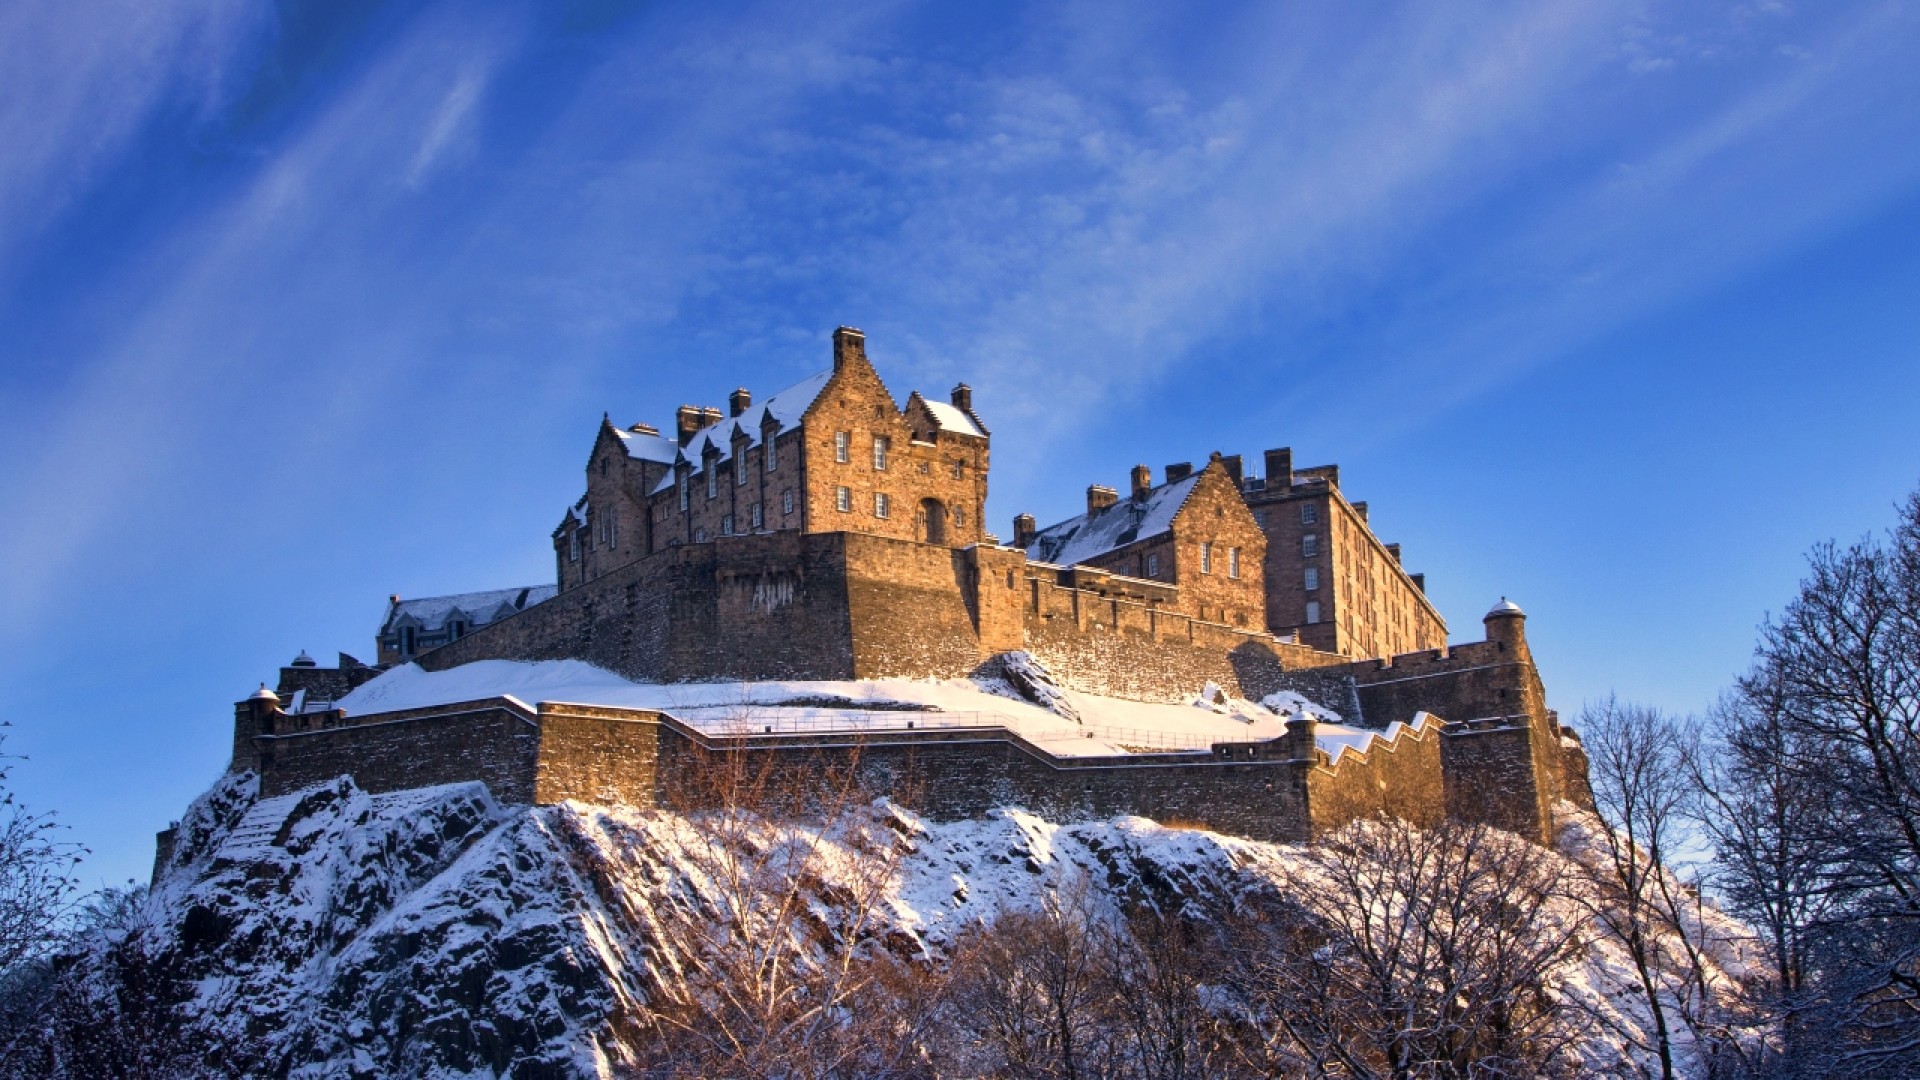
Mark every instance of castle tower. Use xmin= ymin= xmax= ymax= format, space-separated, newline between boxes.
xmin=1483 ymin=597 xmax=1530 ymax=663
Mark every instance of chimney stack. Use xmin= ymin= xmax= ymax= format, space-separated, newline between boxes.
xmin=1352 ymin=501 xmax=1368 ymax=523
xmin=1130 ymin=464 xmax=1152 ymax=501
xmin=1086 ymin=485 xmax=1119 ymax=514
xmin=1165 ymin=462 xmax=1193 ymax=483
xmin=729 ymin=388 xmax=752 ymax=417
xmin=628 ymin=422 xmax=660 ymax=437
xmin=951 ymin=383 xmax=972 ymax=411
xmin=832 ymin=326 xmax=866 ymax=373
xmin=1264 ymin=447 xmax=1292 ymax=489
xmin=1013 ymin=513 xmax=1037 ymax=550
xmin=676 ymin=405 xmax=722 ymax=446
xmin=1219 ymin=453 xmax=1244 ymax=486
xmin=1386 ymin=542 xmax=1402 ymax=563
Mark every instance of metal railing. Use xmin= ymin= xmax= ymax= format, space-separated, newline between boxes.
xmin=678 ymin=706 xmax=1230 ymax=753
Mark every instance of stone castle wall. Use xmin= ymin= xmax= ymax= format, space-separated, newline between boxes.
xmin=234 ymin=695 xmax=1438 ymax=844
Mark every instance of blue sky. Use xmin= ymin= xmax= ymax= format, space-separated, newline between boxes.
xmin=3 ymin=0 xmax=1918 ymax=889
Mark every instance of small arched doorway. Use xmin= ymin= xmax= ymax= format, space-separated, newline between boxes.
xmin=919 ymin=498 xmax=948 ymax=545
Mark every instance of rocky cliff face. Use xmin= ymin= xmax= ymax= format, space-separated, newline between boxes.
xmin=109 ymin=771 xmax=1742 ymax=1077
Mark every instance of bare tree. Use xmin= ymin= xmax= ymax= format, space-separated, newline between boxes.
xmin=941 ymin=879 xmax=1118 ymax=1080
xmin=625 ymin=727 xmax=938 ymax=1079
xmin=1222 ymin=815 xmax=1589 ymax=1079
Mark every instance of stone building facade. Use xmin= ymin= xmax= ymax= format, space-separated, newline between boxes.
xmin=213 ymin=326 xmax=1591 ymax=854
xmin=554 ymin=327 xmax=991 ymax=593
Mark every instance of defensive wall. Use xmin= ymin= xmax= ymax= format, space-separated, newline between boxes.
xmin=203 ymin=530 xmax=1588 ymax=859
xmin=220 ymin=692 xmax=1477 ymax=847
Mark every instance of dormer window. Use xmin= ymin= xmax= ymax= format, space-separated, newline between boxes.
xmin=736 ymin=453 xmax=749 ymax=486
xmin=569 ymin=528 xmax=580 ymax=562
xmin=706 ymin=468 xmax=718 ymax=500
xmin=766 ymin=437 xmax=778 ymax=473
xmin=678 ymin=474 xmax=689 ymax=511
xmin=448 ymin=619 xmax=467 ymax=641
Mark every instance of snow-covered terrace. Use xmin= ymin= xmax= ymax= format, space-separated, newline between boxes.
xmin=334 ymin=659 xmax=1432 ymax=763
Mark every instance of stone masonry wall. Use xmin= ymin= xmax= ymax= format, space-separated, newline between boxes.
xmin=1307 ymin=719 xmax=1448 ymax=833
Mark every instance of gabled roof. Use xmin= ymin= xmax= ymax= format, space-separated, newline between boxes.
xmin=921 ymin=397 xmax=990 ymax=434
xmin=381 ymin=586 xmax=559 ymax=635
xmin=1025 ymin=474 xmax=1202 ymax=567
xmin=615 ymin=427 xmax=678 ymax=464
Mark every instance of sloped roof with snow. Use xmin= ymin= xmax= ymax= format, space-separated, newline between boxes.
xmin=614 ymin=427 xmax=678 ymax=464
xmin=667 ymin=369 xmax=835 ymax=478
xmin=921 ymin=399 xmax=986 ymax=438
xmin=1025 ymin=474 xmax=1201 ymax=567
xmin=381 ymin=586 xmax=559 ymax=634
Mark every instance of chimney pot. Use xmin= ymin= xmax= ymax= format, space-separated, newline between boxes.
xmin=1086 ymin=485 xmax=1119 ymax=514
xmin=729 ymin=388 xmax=752 ymax=417
xmin=676 ymin=405 xmax=721 ymax=446
xmin=951 ymin=383 xmax=972 ymax=411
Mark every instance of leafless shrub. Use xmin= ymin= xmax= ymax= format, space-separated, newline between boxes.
xmin=1221 ymin=815 xmax=1590 ymax=1079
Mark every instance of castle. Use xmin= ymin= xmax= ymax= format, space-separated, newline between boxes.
xmin=217 ymin=327 xmax=1589 ymax=863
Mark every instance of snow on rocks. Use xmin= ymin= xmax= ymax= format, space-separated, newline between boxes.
xmin=110 ymin=774 xmax=1756 ymax=1077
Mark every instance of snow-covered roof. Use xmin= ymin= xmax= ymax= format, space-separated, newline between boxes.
xmin=614 ymin=427 xmax=677 ymax=464
xmin=1025 ymin=474 xmax=1201 ymax=567
xmin=668 ymin=370 xmax=834 ymax=477
xmin=381 ymin=586 xmax=558 ymax=635
xmin=921 ymin=399 xmax=986 ymax=438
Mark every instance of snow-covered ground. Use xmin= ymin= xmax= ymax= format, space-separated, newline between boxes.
xmin=124 ymin=772 xmax=1758 ymax=1077
xmin=334 ymin=657 xmax=1425 ymax=761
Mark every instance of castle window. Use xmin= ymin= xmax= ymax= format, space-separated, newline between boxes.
xmin=834 ymin=431 xmax=850 ymax=463
xmin=751 ymin=503 xmax=763 ymax=529
xmin=836 ymin=486 xmax=851 ymax=513
xmin=706 ymin=468 xmax=718 ymax=500
xmin=875 ymin=492 xmax=891 ymax=518
xmin=569 ymin=528 xmax=579 ymax=562
xmin=1229 ymin=547 xmax=1241 ymax=578
xmin=1301 ymin=504 xmax=1317 ymax=525
xmin=609 ymin=514 xmax=617 ymax=549
xmin=783 ymin=488 xmax=795 ymax=515
xmin=1303 ymin=534 xmax=1318 ymax=556
xmin=737 ymin=457 xmax=748 ymax=486
xmin=1305 ymin=600 xmax=1321 ymax=624
xmin=951 ymin=460 xmax=965 ymax=479
xmin=1147 ymin=553 xmax=1160 ymax=577
xmin=872 ymin=436 xmax=890 ymax=471
xmin=766 ymin=440 xmax=777 ymax=473
xmin=600 ymin=458 xmax=608 ymax=478
xmin=695 ymin=527 xmax=706 ymax=542
xmin=1305 ymin=568 xmax=1320 ymax=591
xmin=1200 ymin=542 xmax=1213 ymax=574
xmin=679 ymin=475 xmax=689 ymax=511
xmin=399 ymin=626 xmax=416 ymax=655
xmin=722 ymin=514 xmax=734 ymax=535
xmin=954 ymin=507 xmax=966 ymax=527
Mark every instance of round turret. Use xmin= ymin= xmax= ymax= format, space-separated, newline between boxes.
xmin=291 ymin=650 xmax=317 ymax=668
xmin=249 ymin=683 xmax=279 ymax=703
xmin=1482 ymin=597 xmax=1529 ymax=657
